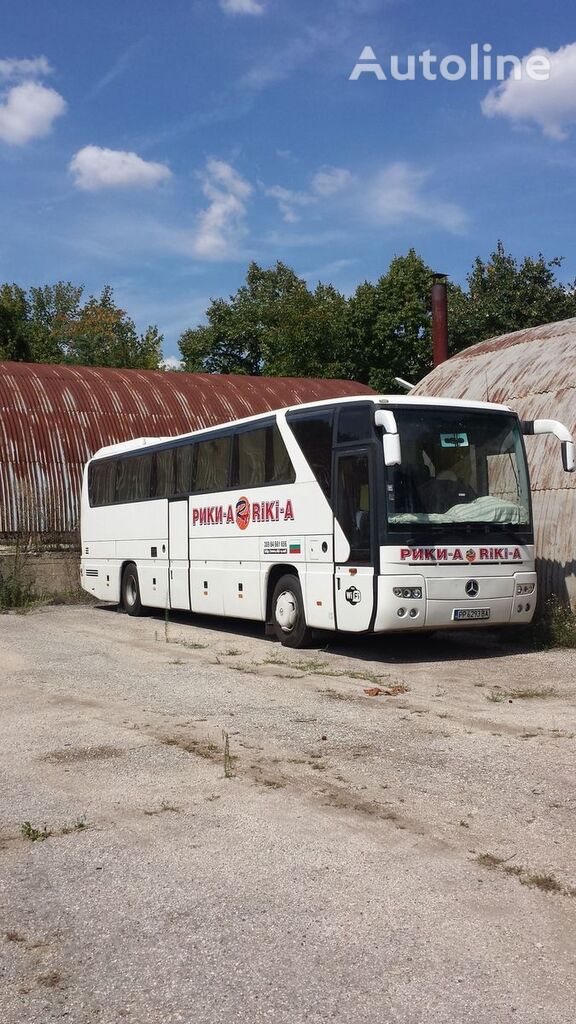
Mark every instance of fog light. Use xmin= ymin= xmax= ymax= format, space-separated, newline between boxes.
xmin=517 ymin=603 xmax=523 ymax=613
xmin=397 ymin=607 xmax=406 ymax=617
xmin=525 ymin=603 xmax=531 ymax=612
xmin=409 ymin=608 xmax=418 ymax=618
xmin=393 ymin=587 xmax=422 ymax=599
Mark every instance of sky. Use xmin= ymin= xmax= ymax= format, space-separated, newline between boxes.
xmin=1 ymin=0 xmax=576 ymax=364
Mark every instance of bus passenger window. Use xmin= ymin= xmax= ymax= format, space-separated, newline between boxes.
xmin=132 ymin=454 xmax=153 ymax=501
xmin=235 ymin=428 xmax=267 ymax=487
xmin=115 ymin=458 xmax=132 ymax=504
xmin=268 ymin=426 xmax=295 ymax=484
xmin=175 ymin=445 xmax=195 ymax=496
xmin=194 ymin=435 xmax=231 ymax=492
xmin=89 ymin=459 xmax=116 ymax=507
xmin=289 ymin=413 xmax=334 ymax=500
xmin=154 ymin=450 xmax=175 ymax=498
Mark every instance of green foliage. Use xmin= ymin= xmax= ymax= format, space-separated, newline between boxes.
xmin=21 ymin=821 xmax=52 ymax=842
xmin=0 ymin=281 xmax=163 ymax=370
xmin=448 ymin=241 xmax=576 ymax=353
xmin=0 ymin=545 xmax=37 ymax=611
xmin=3 ymin=242 xmax=575 ymax=380
xmin=533 ymin=598 xmax=576 ymax=649
xmin=346 ymin=250 xmax=434 ymax=391
xmin=178 ymin=243 xmax=576 ymax=387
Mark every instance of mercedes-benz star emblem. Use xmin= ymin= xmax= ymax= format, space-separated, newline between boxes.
xmin=465 ymin=580 xmax=479 ymax=598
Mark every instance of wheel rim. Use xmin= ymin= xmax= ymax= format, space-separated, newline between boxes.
xmin=125 ymin=575 xmax=137 ymax=606
xmin=275 ymin=589 xmax=298 ymax=633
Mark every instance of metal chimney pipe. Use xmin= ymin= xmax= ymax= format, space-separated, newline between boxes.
xmin=431 ymin=272 xmax=449 ymax=367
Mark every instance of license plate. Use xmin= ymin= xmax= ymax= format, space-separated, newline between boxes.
xmin=452 ymin=608 xmax=490 ymax=621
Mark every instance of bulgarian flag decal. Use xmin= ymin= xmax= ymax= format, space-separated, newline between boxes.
xmin=289 ymin=542 xmax=301 ymax=555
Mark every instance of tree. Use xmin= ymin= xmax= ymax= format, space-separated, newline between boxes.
xmin=27 ymin=282 xmax=84 ymax=362
xmin=0 ymin=284 xmax=32 ymax=361
xmin=345 ymin=250 xmax=434 ymax=390
xmin=179 ymin=262 xmax=313 ymax=375
xmin=448 ymin=241 xmax=576 ymax=353
xmin=0 ymin=281 xmax=163 ymax=369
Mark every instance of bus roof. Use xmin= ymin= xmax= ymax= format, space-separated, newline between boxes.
xmin=90 ymin=393 xmax=513 ymax=460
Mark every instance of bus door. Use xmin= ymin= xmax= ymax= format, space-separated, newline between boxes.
xmin=334 ymin=449 xmax=376 ymax=631
xmin=168 ymin=498 xmax=191 ymax=610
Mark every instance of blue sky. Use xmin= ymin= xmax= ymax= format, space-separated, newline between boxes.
xmin=1 ymin=0 xmax=575 ymax=363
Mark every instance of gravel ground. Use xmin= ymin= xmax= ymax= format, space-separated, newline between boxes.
xmin=0 ymin=604 xmax=575 ymax=1024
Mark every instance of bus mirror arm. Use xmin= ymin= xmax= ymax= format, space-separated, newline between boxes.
xmin=521 ymin=418 xmax=576 ymax=473
xmin=375 ymin=409 xmax=402 ymax=467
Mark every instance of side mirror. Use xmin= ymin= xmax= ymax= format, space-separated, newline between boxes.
xmin=522 ymin=418 xmax=576 ymax=474
xmin=375 ymin=408 xmax=401 ymax=467
xmin=562 ymin=440 xmax=576 ymax=473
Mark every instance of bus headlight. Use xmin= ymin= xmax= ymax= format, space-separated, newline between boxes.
xmin=516 ymin=583 xmax=535 ymax=596
xmin=393 ymin=587 xmax=422 ymax=600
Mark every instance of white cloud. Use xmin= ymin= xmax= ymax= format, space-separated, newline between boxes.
xmin=264 ymin=184 xmax=315 ymax=222
xmin=0 ymin=56 xmax=52 ymax=81
xmin=193 ymin=158 xmax=252 ymax=259
xmin=219 ymin=0 xmax=265 ymax=14
xmin=69 ymin=145 xmax=172 ymax=190
xmin=89 ymin=39 xmax=148 ymax=97
xmin=0 ymin=80 xmax=66 ymax=145
xmin=266 ymin=161 xmax=466 ymax=233
xmin=162 ymin=355 xmax=183 ymax=370
xmin=265 ymin=166 xmax=353 ymax=222
xmin=482 ymin=42 xmax=576 ymax=140
xmin=364 ymin=162 xmax=467 ymax=232
xmin=311 ymin=166 xmax=353 ymax=197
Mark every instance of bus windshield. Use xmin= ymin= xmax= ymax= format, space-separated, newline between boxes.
xmin=386 ymin=409 xmax=531 ymax=530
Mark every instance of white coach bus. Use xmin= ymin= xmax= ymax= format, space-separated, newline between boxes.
xmin=80 ymin=395 xmax=574 ymax=647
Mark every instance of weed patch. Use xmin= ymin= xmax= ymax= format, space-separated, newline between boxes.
xmin=476 ymin=853 xmax=575 ymax=896
xmin=161 ymin=735 xmax=220 ymax=759
xmin=21 ymin=822 xmax=52 ymax=842
xmin=222 ymin=730 xmax=235 ymax=779
xmin=533 ymin=598 xmax=576 ymax=649
xmin=486 ymin=686 xmax=557 ymax=703
xmin=0 ymin=545 xmax=38 ymax=612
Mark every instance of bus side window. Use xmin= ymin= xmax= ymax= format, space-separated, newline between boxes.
xmin=89 ymin=459 xmax=116 ymax=507
xmin=267 ymin=426 xmax=295 ymax=484
xmin=193 ymin=435 xmax=231 ymax=493
xmin=154 ymin=450 xmax=175 ymax=498
xmin=116 ymin=454 xmax=152 ymax=504
xmin=288 ymin=412 xmax=334 ymax=499
xmin=234 ymin=428 xmax=267 ymax=487
xmin=175 ymin=445 xmax=195 ymax=496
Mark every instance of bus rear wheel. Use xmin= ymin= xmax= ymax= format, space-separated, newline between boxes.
xmin=271 ymin=574 xmax=312 ymax=648
xmin=121 ymin=563 xmax=143 ymax=616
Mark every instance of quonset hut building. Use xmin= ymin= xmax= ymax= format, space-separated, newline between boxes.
xmin=413 ymin=318 xmax=576 ymax=608
xmin=0 ymin=361 xmax=373 ymax=543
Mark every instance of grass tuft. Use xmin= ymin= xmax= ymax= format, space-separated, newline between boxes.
xmin=20 ymin=822 xmax=52 ymax=842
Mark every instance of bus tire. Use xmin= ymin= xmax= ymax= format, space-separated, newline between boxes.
xmin=271 ymin=574 xmax=312 ymax=648
xmin=121 ymin=563 xmax=143 ymax=616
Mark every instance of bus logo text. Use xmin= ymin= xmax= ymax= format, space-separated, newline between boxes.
xmin=192 ymin=498 xmax=294 ymax=529
xmin=400 ymin=546 xmax=523 ymax=563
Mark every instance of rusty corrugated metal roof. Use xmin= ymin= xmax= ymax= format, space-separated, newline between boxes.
xmin=0 ymin=362 xmax=374 ymax=536
xmin=413 ymin=317 xmax=576 ymax=606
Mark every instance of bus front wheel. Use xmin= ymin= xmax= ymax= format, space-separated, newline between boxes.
xmin=271 ymin=574 xmax=312 ymax=648
xmin=121 ymin=563 xmax=143 ymax=616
